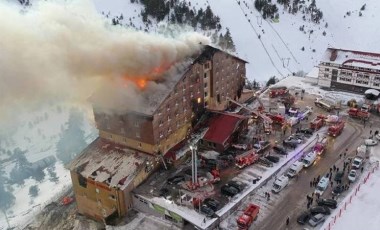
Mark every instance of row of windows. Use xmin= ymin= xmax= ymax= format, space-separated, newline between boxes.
xmin=339 ymin=77 xmax=352 ymax=82
xmin=356 ymin=80 xmax=369 ymax=85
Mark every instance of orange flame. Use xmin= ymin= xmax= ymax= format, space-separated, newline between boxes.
xmin=122 ymin=63 xmax=173 ymax=90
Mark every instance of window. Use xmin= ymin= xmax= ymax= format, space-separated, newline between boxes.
xmin=136 ymin=132 xmax=140 ymax=138
xmin=204 ymin=92 xmax=208 ymax=97
xmin=204 ymin=73 xmax=207 ymax=78
xmin=96 ymin=188 xmax=100 ymax=193
xmin=323 ymin=74 xmax=329 ymax=78
xmin=138 ymin=143 xmax=142 ymax=148
xmin=374 ymin=83 xmax=380 ymax=87
xmin=183 ymin=96 xmax=186 ymax=102
xmin=109 ymin=195 xmax=116 ymax=200
xmin=159 ymin=120 xmax=163 ymax=127
xmin=159 ymin=132 xmax=163 ymax=138
xmin=166 ymin=104 xmax=170 ymax=111
xmin=204 ymin=62 xmax=210 ymax=70
xmin=167 ymin=116 xmax=171 ymax=121
xmin=78 ymin=174 xmax=87 ymax=188
xmin=134 ymin=121 xmax=139 ymax=128
xmin=325 ymin=68 xmax=329 ymax=71
xmin=204 ymin=83 xmax=208 ymax=88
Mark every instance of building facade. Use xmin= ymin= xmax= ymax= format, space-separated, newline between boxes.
xmin=318 ymin=48 xmax=380 ymax=93
xmin=94 ymin=46 xmax=247 ymax=156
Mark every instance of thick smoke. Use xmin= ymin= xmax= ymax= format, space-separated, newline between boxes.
xmin=0 ymin=0 xmax=210 ymax=123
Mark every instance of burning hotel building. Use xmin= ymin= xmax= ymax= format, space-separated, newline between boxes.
xmin=69 ymin=45 xmax=247 ymax=222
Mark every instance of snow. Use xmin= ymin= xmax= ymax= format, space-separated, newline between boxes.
xmin=365 ymin=88 xmax=380 ymax=96
xmin=320 ymin=145 xmax=380 ymax=230
xmin=321 ymin=48 xmax=380 ymax=70
xmin=0 ymin=103 xmax=97 ymax=230
xmin=306 ymin=67 xmax=320 ymax=79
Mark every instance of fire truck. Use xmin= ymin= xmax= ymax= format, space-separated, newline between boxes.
xmin=269 ymin=87 xmax=288 ymax=98
xmin=266 ymin=113 xmax=285 ymax=125
xmin=313 ymin=137 xmax=328 ymax=155
xmin=236 ymin=203 xmax=260 ymax=230
xmin=348 ymin=108 xmax=370 ymax=120
xmin=328 ymin=121 xmax=345 ymax=137
xmin=310 ymin=117 xmax=324 ymax=130
xmin=235 ymin=150 xmax=259 ymax=169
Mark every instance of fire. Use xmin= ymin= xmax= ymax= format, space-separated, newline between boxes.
xmin=122 ymin=63 xmax=173 ymax=90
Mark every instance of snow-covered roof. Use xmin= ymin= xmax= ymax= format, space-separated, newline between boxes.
xmin=321 ymin=48 xmax=380 ymax=70
xmin=69 ymin=138 xmax=152 ymax=190
xmin=365 ymin=89 xmax=380 ymax=96
xmin=306 ymin=67 xmax=319 ymax=79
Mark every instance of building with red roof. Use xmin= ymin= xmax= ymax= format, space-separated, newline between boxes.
xmin=201 ymin=112 xmax=247 ymax=152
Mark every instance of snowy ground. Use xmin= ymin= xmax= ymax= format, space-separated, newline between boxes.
xmin=0 ymin=103 xmax=97 ymax=230
xmin=320 ymin=145 xmax=380 ymax=230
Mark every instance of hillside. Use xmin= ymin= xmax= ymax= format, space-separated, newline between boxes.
xmin=93 ymin=0 xmax=380 ymax=81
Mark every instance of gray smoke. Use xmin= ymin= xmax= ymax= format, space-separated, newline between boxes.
xmin=0 ymin=0 xmax=210 ymax=124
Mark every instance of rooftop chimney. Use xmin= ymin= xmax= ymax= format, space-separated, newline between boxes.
xmin=330 ymin=49 xmax=338 ymax=61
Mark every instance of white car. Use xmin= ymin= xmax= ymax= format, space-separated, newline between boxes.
xmin=375 ymin=134 xmax=380 ymax=141
xmin=348 ymin=170 xmax=357 ymax=182
xmin=232 ymin=144 xmax=247 ymax=150
xmin=364 ymin=139 xmax=378 ymax=146
xmin=352 ymin=157 xmax=363 ymax=169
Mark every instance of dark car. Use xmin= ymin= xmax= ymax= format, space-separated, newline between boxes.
xmin=221 ymin=185 xmax=239 ymax=197
xmin=258 ymin=157 xmax=274 ymax=167
xmin=283 ymin=139 xmax=299 ymax=148
xmin=332 ymin=185 xmax=344 ymax=196
xmin=310 ymin=206 xmax=331 ymax=215
xmin=200 ymin=205 xmax=215 ymax=217
xmin=297 ymin=211 xmax=311 ymax=225
xmin=203 ymin=159 xmax=218 ymax=169
xmin=226 ymin=181 xmax=245 ymax=192
xmin=203 ymin=198 xmax=220 ymax=211
xmin=296 ymin=128 xmax=314 ymax=136
xmin=265 ymin=155 xmax=280 ymax=163
xmin=159 ymin=188 xmax=170 ymax=197
xmin=317 ymin=198 xmax=337 ymax=209
xmin=167 ymin=175 xmax=185 ymax=185
xmin=334 ymin=171 xmax=344 ymax=182
xmin=272 ymin=145 xmax=287 ymax=155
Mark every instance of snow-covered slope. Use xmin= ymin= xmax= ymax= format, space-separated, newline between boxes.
xmin=93 ymin=0 xmax=380 ymax=81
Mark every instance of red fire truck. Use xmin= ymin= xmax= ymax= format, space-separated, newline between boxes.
xmin=313 ymin=137 xmax=328 ymax=155
xmin=348 ymin=108 xmax=370 ymax=120
xmin=266 ymin=113 xmax=285 ymax=125
xmin=269 ymin=87 xmax=288 ymax=98
xmin=310 ymin=117 xmax=324 ymax=130
xmin=237 ymin=204 xmax=260 ymax=230
xmin=328 ymin=121 xmax=345 ymax=137
xmin=235 ymin=150 xmax=259 ymax=169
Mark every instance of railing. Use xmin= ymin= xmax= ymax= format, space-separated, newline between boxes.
xmin=323 ymin=160 xmax=379 ymax=230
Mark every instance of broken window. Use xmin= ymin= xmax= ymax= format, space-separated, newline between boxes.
xmin=78 ymin=174 xmax=87 ymax=188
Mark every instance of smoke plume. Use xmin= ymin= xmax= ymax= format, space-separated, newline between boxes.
xmin=0 ymin=0 xmax=210 ymax=123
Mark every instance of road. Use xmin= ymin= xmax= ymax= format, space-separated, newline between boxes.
xmin=253 ymin=119 xmax=366 ymax=230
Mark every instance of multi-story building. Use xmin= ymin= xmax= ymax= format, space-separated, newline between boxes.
xmin=69 ymin=45 xmax=247 ymax=222
xmin=93 ymin=45 xmax=247 ymax=156
xmin=318 ymin=48 xmax=380 ymax=93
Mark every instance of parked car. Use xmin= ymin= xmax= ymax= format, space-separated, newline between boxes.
xmin=316 ymin=198 xmax=337 ymax=209
xmin=167 ymin=175 xmax=185 ymax=185
xmin=232 ymin=144 xmax=248 ymax=150
xmin=310 ymin=206 xmax=331 ymax=215
xmin=265 ymin=155 xmax=280 ymax=163
xmin=364 ymin=139 xmax=378 ymax=146
xmin=200 ymin=205 xmax=214 ymax=217
xmin=352 ymin=157 xmax=364 ymax=169
xmin=221 ymin=185 xmax=239 ymax=197
xmin=272 ymin=145 xmax=287 ymax=155
xmin=365 ymin=139 xmax=378 ymax=146
xmin=283 ymin=139 xmax=299 ymax=148
xmin=332 ymin=185 xmax=344 ymax=196
xmin=258 ymin=157 xmax=274 ymax=167
xmin=297 ymin=128 xmax=314 ymax=136
xmin=308 ymin=213 xmax=325 ymax=227
xmin=159 ymin=188 xmax=170 ymax=198
xmin=334 ymin=171 xmax=344 ymax=182
xmin=297 ymin=211 xmax=311 ymax=225
xmin=203 ymin=198 xmax=220 ymax=211
xmin=227 ymin=181 xmax=245 ymax=192
xmin=348 ymin=170 xmax=358 ymax=182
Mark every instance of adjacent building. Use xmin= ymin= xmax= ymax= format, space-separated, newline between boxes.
xmin=318 ymin=48 xmax=380 ymax=93
xmin=69 ymin=45 xmax=248 ymax=222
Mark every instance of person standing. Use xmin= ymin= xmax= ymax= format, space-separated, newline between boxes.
xmin=286 ymin=216 xmax=290 ymax=226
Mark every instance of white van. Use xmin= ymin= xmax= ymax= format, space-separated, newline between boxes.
xmin=287 ymin=161 xmax=304 ymax=178
xmin=315 ymin=177 xmax=329 ymax=196
xmin=303 ymin=151 xmax=317 ymax=168
xmin=272 ymin=175 xmax=289 ymax=193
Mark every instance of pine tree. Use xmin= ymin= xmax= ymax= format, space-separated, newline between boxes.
xmin=0 ymin=167 xmax=14 ymax=225
xmin=56 ymin=109 xmax=87 ymax=165
xmin=266 ymin=76 xmax=277 ymax=86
